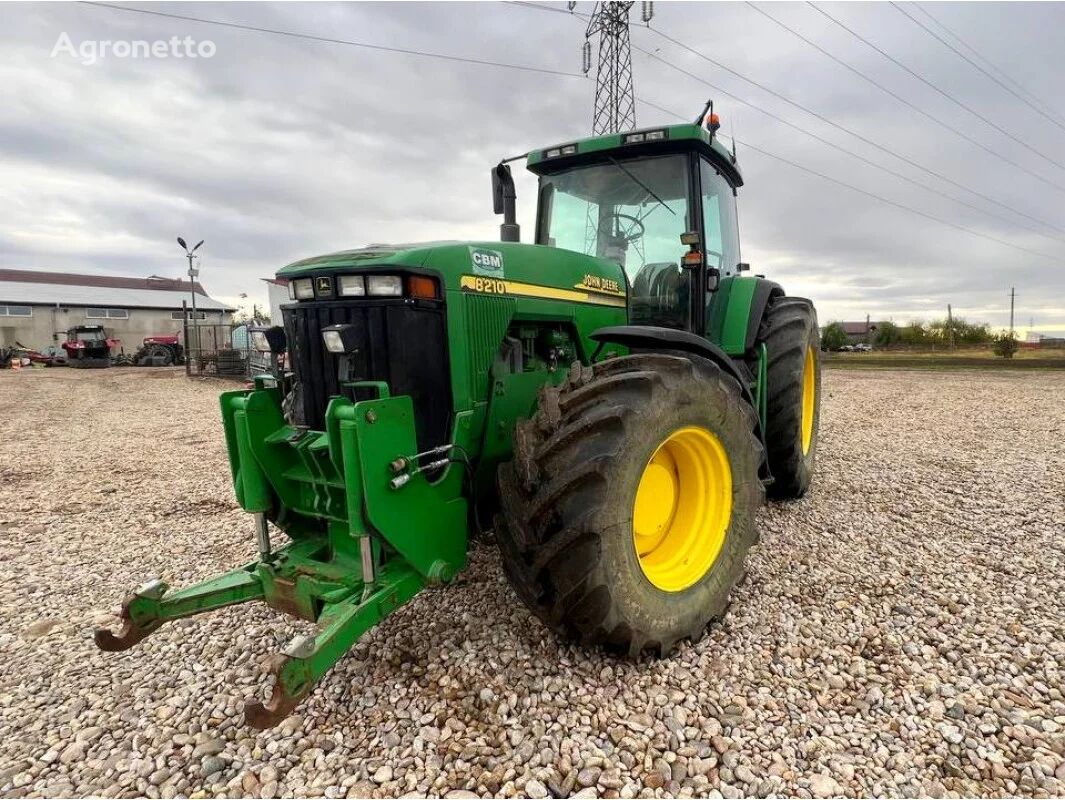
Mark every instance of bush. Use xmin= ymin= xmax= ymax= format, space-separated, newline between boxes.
xmin=821 ymin=322 xmax=849 ymax=351
xmin=993 ymin=332 xmax=1019 ymax=359
xmin=899 ymin=321 xmax=929 ymax=347
xmin=874 ymin=321 xmax=901 ymax=347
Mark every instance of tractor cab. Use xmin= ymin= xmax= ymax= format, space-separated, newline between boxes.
xmin=67 ymin=324 xmax=108 ymax=344
xmin=525 ymin=118 xmax=743 ymax=333
xmin=62 ymin=324 xmax=116 ymax=368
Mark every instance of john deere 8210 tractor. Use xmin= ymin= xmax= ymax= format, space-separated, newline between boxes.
xmin=96 ymin=110 xmax=821 ymax=727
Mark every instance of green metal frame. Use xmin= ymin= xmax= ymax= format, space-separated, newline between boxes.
xmin=97 ymin=378 xmax=469 ymax=727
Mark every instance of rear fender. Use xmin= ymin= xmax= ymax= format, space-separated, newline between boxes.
xmin=590 ymin=325 xmax=755 ymax=408
xmin=708 ymin=276 xmax=783 ymax=356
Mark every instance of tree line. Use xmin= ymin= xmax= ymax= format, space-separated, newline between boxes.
xmin=821 ymin=317 xmax=1019 ymax=357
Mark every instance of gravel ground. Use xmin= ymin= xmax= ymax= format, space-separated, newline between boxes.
xmin=0 ymin=366 xmax=1062 ymax=799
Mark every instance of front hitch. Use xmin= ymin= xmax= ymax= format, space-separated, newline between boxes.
xmin=94 ymin=578 xmax=168 ymax=650
xmin=94 ymin=579 xmax=167 ymax=651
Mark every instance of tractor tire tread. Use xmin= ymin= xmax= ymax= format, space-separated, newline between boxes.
xmin=758 ymin=296 xmax=820 ymax=499
xmin=496 ymin=353 xmax=764 ymax=657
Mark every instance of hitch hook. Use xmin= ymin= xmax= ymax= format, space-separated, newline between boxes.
xmin=93 ymin=579 xmax=166 ymax=651
xmin=243 ymin=654 xmax=306 ymax=729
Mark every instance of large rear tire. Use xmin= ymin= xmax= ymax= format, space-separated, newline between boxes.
xmin=495 ymin=354 xmax=764 ymax=656
xmin=758 ymin=296 xmax=820 ymax=499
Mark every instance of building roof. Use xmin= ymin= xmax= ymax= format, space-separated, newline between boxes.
xmin=0 ymin=269 xmax=233 ymax=311
xmin=839 ymin=321 xmax=882 ymax=335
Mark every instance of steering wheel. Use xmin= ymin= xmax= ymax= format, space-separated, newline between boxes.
xmin=609 ymin=212 xmax=645 ymax=244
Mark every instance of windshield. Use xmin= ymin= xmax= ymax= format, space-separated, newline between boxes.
xmin=538 ymin=154 xmax=692 ymax=329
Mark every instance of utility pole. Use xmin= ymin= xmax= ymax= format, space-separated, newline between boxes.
xmin=1009 ymin=287 xmax=1015 ymax=338
xmin=583 ymin=2 xmax=638 ymax=135
xmin=947 ymin=304 xmax=955 ymax=351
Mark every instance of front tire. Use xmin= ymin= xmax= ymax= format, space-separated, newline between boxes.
xmin=759 ymin=296 xmax=821 ymax=499
xmin=495 ymin=354 xmax=764 ymax=657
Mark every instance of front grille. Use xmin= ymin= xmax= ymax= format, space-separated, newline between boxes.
xmin=283 ymin=299 xmax=451 ymax=451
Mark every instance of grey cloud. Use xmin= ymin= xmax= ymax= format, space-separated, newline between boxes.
xmin=0 ymin=1 xmax=1062 ymax=332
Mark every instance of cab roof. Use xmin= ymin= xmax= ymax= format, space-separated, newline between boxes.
xmin=526 ymin=123 xmax=743 ymax=187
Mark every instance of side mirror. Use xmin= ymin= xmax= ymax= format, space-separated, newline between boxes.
xmin=492 ymin=162 xmax=520 ymax=243
xmin=491 ymin=165 xmax=507 ymax=215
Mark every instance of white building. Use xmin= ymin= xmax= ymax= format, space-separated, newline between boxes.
xmin=0 ymin=269 xmax=233 ymax=351
xmin=264 ymin=277 xmax=290 ymax=326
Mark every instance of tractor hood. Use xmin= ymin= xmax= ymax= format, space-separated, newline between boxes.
xmin=278 ymin=242 xmax=460 ymax=273
xmin=276 ymin=241 xmax=628 ymax=309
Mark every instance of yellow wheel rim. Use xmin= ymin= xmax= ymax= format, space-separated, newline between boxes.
xmin=632 ymin=426 xmax=732 ymax=593
xmin=801 ymin=345 xmax=816 ymax=455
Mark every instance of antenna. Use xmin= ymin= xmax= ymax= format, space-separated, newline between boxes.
xmin=584 ymin=2 xmax=637 ymax=134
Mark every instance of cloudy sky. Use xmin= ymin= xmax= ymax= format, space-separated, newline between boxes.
xmin=2 ymin=1 xmax=1063 ymax=333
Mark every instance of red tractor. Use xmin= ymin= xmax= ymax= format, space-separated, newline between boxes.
xmin=61 ymin=325 xmax=119 ymax=368
xmin=133 ymin=334 xmax=184 ymax=367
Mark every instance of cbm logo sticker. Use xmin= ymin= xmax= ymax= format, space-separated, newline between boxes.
xmin=469 ymin=247 xmax=504 ymax=277
xmin=315 ymin=276 xmax=333 ymax=296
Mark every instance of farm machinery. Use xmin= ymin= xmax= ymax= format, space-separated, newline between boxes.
xmin=62 ymin=325 xmax=119 ymax=368
xmin=96 ymin=111 xmax=821 ymax=727
xmin=132 ymin=334 xmax=184 ymax=367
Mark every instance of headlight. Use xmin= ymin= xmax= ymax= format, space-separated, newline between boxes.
xmin=321 ymin=323 xmax=359 ymax=354
xmin=287 ymin=281 xmax=296 ymax=300
xmin=338 ymin=275 xmax=366 ymax=296
xmin=250 ymin=330 xmax=271 ymax=353
xmin=367 ymin=275 xmax=402 ymax=296
xmin=293 ymin=278 xmax=314 ymax=299
xmin=322 ymin=330 xmax=345 ymax=353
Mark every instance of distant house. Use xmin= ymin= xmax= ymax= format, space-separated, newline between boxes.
xmin=0 ymin=268 xmax=233 ymax=351
xmin=837 ymin=320 xmax=884 ymax=345
xmin=1022 ymin=332 xmax=1065 ymax=348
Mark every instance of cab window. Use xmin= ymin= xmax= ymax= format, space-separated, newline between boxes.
xmin=538 ymin=154 xmax=693 ymax=329
xmin=700 ymin=159 xmax=740 ymax=275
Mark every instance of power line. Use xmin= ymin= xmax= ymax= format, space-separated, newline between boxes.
xmin=509 ymin=0 xmax=587 ymax=18
xmin=630 ymin=41 xmax=1065 ymax=246
xmin=891 ymin=2 xmax=1065 ymax=135
xmin=635 ymin=24 xmax=1065 ymax=238
xmin=80 ymin=1 xmax=587 ymax=78
xmin=83 ymin=0 xmax=1065 ymax=264
xmin=633 ymin=96 xmax=1061 ymax=263
xmin=807 ymin=2 xmax=1065 ymax=173
xmin=914 ymin=3 xmax=1065 ymax=127
xmin=746 ymin=2 xmax=1065 ymax=194
xmin=508 ymin=0 xmax=1065 ymax=240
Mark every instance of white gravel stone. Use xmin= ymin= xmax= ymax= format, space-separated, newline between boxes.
xmin=1 ymin=366 xmax=1062 ymax=799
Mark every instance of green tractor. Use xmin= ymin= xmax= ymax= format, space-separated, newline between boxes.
xmin=96 ymin=110 xmax=821 ymax=727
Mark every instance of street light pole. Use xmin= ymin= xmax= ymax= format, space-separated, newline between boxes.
xmin=177 ymin=237 xmax=204 ymax=359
